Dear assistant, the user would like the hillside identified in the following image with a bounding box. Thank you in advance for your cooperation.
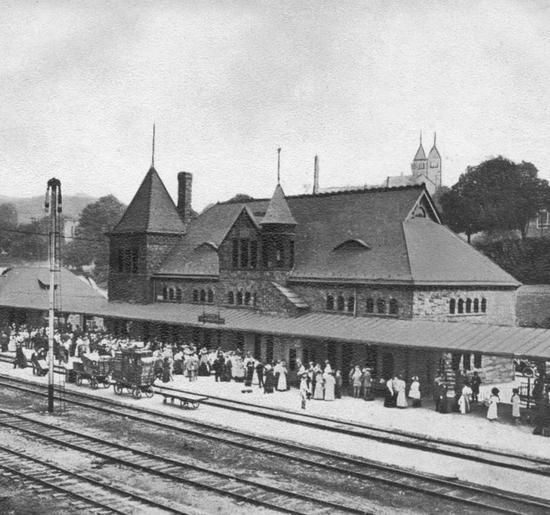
[0,193,96,223]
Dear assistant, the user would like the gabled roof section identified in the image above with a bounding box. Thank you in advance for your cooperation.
[403,218,520,287]
[428,144,441,159]
[111,167,185,235]
[260,184,297,226]
[413,143,426,161]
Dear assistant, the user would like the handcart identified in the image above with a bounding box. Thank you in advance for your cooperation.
[112,349,156,399]
[75,355,113,389]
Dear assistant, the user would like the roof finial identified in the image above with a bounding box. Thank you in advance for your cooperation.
[151,123,156,168]
[433,132,437,147]
[277,147,281,184]
[419,130,422,146]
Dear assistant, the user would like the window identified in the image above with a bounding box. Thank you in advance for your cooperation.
[289,348,297,371]
[481,298,487,313]
[168,288,175,301]
[250,240,258,268]
[192,289,199,303]
[538,210,550,229]
[200,289,206,303]
[275,240,285,267]
[449,298,456,314]
[326,295,334,310]
[430,161,439,168]
[207,289,214,304]
[117,249,124,272]
[130,248,138,273]
[266,336,274,363]
[337,295,345,311]
[347,296,355,313]
[366,298,374,314]
[244,291,251,306]
[254,335,262,360]
[473,298,479,313]
[466,298,472,313]
[175,288,183,302]
[232,239,239,268]
[289,240,295,268]
[240,239,249,268]
[462,353,471,371]
[162,286,168,301]
[457,298,464,314]
[389,298,398,315]
[227,291,235,305]
[236,290,243,305]
[474,353,482,368]
[377,298,386,314]
[117,248,139,273]
[252,292,258,307]
[451,353,461,371]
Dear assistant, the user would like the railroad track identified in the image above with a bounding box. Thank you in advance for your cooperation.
[155,384,550,477]
[0,443,184,514]
[0,408,369,515]
[0,373,549,514]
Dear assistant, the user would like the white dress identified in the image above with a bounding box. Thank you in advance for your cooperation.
[486,395,498,420]
[323,373,335,401]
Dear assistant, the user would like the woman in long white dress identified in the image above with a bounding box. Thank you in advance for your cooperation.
[408,376,421,407]
[313,370,324,399]
[486,387,500,421]
[323,372,335,401]
[459,383,472,414]
[276,361,288,391]
[395,375,408,408]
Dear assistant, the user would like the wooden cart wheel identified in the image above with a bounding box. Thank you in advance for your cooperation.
[132,387,142,399]
[144,386,154,398]
[76,375,83,386]
[90,378,98,389]
[113,383,123,395]
[103,380,111,389]
[191,402,199,409]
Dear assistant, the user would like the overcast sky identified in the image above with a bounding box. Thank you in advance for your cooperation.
[1,0,550,211]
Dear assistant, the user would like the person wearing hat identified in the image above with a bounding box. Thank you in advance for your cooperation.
[299,372,310,409]
[409,376,421,407]
[487,387,500,421]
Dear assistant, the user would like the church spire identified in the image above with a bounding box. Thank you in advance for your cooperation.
[277,147,281,184]
[151,123,156,168]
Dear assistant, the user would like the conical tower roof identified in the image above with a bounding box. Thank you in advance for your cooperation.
[413,143,426,161]
[111,166,185,234]
[260,183,297,225]
[428,134,441,159]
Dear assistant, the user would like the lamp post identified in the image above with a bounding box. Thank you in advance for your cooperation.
[45,178,62,413]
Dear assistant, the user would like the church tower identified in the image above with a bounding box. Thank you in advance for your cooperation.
[411,132,428,181]
[427,132,442,192]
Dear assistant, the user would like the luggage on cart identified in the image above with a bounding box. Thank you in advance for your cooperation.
[112,349,155,399]
[75,354,113,389]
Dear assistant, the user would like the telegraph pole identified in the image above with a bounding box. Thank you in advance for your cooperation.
[45,178,62,413]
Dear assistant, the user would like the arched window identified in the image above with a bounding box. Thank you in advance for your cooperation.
[389,298,398,315]
[192,289,199,303]
[326,295,334,310]
[200,289,206,303]
[162,286,168,301]
[458,298,464,314]
[227,291,235,305]
[236,290,243,305]
[207,289,214,304]
[366,297,374,313]
[337,295,345,311]
[347,296,355,313]
[244,291,251,306]
[466,298,472,313]
[377,298,386,314]
[252,292,258,307]
[449,298,456,314]
[473,298,479,313]
[175,288,183,302]
[481,298,487,313]
[168,287,175,301]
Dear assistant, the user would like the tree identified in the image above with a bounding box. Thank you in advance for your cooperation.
[440,157,550,242]
[10,217,49,261]
[64,195,126,284]
[228,193,254,202]
[0,203,18,253]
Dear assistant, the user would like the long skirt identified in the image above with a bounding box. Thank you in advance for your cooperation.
[277,373,287,391]
[313,383,324,400]
[384,389,395,407]
[396,391,407,408]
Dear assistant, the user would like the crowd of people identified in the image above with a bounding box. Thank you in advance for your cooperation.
[2,322,549,430]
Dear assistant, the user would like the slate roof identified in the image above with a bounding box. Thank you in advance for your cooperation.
[261,184,297,225]
[0,266,107,313]
[157,184,518,287]
[111,167,185,234]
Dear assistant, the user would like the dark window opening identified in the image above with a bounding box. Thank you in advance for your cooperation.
[326,295,334,310]
[449,298,456,314]
[162,286,168,301]
[389,298,398,315]
[481,298,487,313]
[473,298,479,313]
[458,299,464,314]
[347,296,355,313]
[236,291,243,305]
[289,240,295,268]
[244,291,251,305]
[377,298,386,314]
[462,353,471,371]
[117,249,124,272]
[266,336,274,363]
[207,289,214,304]
[227,291,235,305]
[451,353,462,371]
[289,348,297,371]
[466,298,472,313]
[200,289,206,303]
[337,295,345,311]
[254,335,262,360]
[366,297,374,313]
[275,240,285,267]
[168,287,175,301]
[192,289,199,303]
[252,292,258,307]
[175,288,183,302]
[250,240,258,268]
[240,239,249,268]
[232,239,239,268]
[474,353,482,368]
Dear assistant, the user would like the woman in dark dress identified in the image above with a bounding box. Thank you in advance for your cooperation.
[244,359,255,387]
[264,365,275,393]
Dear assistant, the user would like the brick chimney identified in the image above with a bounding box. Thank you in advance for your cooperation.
[177,171,193,224]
